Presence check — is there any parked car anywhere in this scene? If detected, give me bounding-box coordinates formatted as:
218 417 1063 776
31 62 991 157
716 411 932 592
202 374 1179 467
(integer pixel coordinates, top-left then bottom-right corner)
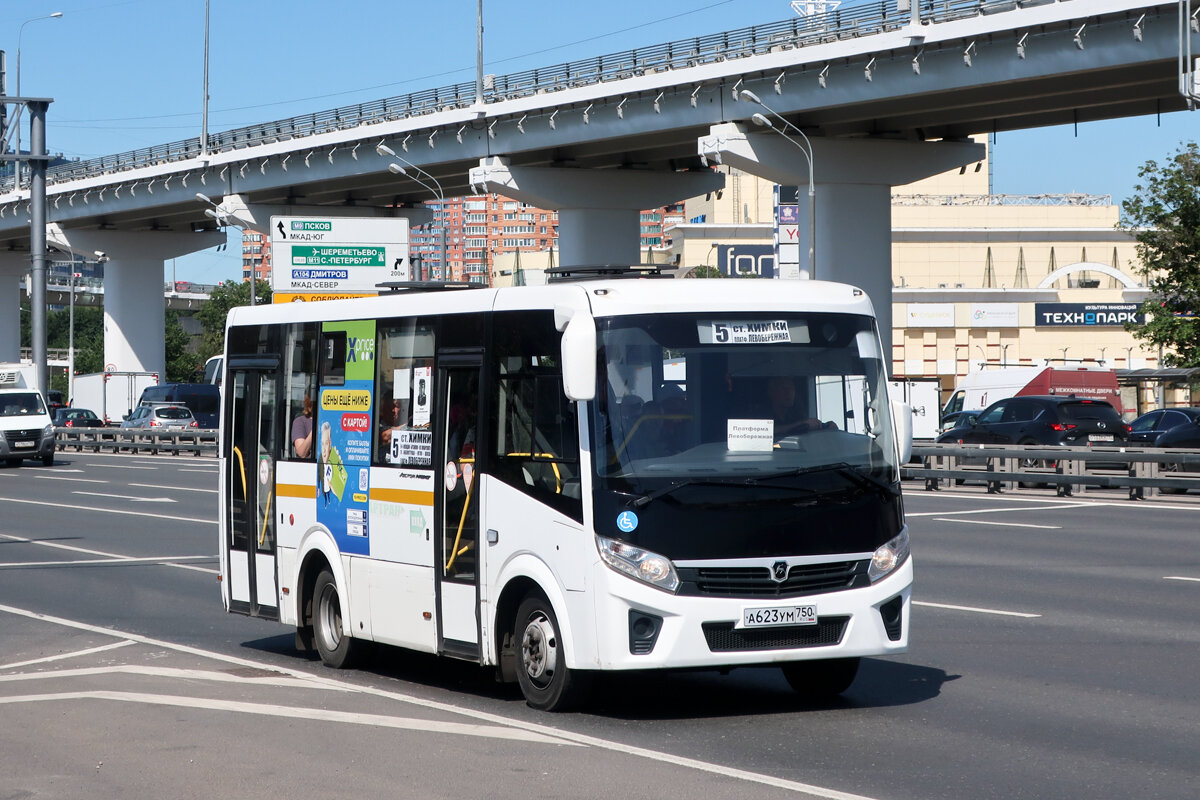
937 396 1130 475
120 405 199 431
939 409 981 434
1151 415 1200 494
53 407 105 428
1127 407 1200 446
135 383 220 428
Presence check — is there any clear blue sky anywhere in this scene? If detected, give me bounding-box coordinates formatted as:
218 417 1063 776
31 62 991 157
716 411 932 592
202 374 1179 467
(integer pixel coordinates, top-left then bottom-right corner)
5 0 1196 284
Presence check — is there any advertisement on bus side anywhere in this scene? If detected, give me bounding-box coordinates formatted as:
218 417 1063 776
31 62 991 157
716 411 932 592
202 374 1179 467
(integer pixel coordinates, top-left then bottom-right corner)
317 319 376 555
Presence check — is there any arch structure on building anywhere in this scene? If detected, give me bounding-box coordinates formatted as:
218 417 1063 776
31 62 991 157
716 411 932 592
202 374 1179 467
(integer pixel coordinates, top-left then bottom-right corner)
1037 261 1141 290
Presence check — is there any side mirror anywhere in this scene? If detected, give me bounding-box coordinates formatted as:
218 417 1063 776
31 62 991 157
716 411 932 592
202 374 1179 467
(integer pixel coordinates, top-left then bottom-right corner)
560 312 597 402
891 400 913 464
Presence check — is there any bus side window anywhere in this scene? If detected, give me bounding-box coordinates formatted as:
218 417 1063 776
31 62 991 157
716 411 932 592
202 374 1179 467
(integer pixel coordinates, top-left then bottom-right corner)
286 323 319 460
491 311 582 522
375 319 436 467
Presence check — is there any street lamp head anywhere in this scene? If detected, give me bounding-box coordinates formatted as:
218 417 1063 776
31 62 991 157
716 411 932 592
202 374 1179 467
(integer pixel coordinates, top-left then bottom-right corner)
387 163 408 176
195 192 214 205
738 89 762 105
50 11 64 18
376 143 397 158
750 113 774 129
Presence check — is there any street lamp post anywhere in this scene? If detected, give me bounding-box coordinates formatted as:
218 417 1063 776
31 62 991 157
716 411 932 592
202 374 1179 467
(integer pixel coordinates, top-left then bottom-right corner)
15 11 63 188
739 89 816 280
376 144 446 282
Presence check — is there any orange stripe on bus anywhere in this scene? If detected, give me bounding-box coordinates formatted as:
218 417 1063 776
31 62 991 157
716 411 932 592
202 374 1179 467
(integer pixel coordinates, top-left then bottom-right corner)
277 483 317 499
370 488 434 505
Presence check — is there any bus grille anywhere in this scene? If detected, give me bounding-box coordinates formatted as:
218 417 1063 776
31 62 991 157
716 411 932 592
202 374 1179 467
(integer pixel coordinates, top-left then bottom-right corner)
701 617 848 652
677 561 867 599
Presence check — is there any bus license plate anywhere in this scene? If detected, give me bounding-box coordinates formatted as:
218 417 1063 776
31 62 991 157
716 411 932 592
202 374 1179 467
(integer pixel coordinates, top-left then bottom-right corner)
1089 434 1114 442
741 605 817 628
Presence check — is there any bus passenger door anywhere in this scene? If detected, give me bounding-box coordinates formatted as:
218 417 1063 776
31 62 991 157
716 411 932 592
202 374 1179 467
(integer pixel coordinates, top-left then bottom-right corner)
225 365 280 620
436 356 482 659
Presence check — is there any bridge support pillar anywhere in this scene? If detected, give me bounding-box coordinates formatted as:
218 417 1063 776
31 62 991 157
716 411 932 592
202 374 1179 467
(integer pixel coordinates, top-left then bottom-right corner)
0 255 27 363
700 123 984 356
469 157 724 266
47 229 224 377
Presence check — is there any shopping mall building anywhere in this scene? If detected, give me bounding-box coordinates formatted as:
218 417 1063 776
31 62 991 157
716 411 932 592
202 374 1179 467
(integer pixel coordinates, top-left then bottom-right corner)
658 140 1195 413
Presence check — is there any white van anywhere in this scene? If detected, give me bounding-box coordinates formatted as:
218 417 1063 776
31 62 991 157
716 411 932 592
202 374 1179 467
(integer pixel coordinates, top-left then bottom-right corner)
941 365 1122 423
0 368 56 467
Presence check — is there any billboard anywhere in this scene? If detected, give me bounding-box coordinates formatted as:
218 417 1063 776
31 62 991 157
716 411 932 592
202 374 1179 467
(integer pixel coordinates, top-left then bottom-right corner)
1034 303 1144 327
716 244 776 278
968 303 1020 328
906 303 956 328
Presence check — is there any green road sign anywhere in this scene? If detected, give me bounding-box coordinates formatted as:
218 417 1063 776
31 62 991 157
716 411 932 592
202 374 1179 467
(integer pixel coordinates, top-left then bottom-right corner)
290 245 386 267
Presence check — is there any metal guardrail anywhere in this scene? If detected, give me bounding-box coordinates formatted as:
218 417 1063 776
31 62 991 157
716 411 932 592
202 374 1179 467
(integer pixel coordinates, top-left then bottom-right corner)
906 442 1200 500
9 0 1081 192
54 428 217 457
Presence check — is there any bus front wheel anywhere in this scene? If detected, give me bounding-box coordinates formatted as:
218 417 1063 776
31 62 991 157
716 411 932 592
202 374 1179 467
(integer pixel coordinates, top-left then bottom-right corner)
781 657 860 698
313 569 358 669
514 595 590 711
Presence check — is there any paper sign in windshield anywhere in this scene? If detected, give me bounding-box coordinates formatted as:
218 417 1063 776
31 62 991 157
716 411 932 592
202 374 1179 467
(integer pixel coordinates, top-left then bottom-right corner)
701 320 792 344
728 419 774 452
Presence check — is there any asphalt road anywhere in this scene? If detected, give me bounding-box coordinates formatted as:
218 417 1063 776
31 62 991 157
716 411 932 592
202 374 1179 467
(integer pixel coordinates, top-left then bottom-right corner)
2 452 1199 799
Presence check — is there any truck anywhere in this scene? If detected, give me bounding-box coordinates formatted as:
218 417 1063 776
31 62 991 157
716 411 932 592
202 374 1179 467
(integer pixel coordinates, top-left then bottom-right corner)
940 364 1122 422
72 370 160 426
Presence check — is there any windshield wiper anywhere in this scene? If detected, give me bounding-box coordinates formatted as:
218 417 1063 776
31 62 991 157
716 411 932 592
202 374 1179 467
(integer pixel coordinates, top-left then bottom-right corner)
625 477 815 509
758 462 901 500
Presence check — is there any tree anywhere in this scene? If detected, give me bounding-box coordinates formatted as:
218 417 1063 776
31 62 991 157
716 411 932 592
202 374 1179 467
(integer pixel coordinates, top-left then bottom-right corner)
684 264 724 279
195 279 272 362
165 310 198 383
1122 142 1200 367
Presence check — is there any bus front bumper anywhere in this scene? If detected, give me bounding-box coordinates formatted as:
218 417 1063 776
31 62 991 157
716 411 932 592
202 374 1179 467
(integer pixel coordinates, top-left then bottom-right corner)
586 556 913 671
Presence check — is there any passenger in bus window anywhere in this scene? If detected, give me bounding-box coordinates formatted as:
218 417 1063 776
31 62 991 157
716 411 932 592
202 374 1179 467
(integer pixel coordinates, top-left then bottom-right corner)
292 394 314 458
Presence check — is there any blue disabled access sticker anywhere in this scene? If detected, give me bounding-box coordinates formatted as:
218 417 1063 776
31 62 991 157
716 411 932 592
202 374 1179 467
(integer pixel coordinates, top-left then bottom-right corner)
616 510 639 533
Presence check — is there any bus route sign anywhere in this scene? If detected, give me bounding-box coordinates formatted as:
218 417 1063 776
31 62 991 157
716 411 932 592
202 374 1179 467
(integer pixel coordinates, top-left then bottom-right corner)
270 216 410 298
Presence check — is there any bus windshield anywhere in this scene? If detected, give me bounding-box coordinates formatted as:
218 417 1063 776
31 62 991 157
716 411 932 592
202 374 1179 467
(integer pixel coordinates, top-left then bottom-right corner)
589 312 899 557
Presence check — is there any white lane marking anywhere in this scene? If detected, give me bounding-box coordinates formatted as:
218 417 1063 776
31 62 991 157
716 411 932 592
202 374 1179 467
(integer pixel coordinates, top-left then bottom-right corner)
1164 576 1200 583
908 503 1091 517
0 497 213 524
0 641 135 671
933 518 1062 530
180 468 217 473
34 475 108 484
0 533 218 575
0 555 216 569
129 482 217 494
907 492 1200 512
0 602 883 799
0 692 576 746
914 600 1041 619
0 665 350 690
88 464 158 470
72 491 176 503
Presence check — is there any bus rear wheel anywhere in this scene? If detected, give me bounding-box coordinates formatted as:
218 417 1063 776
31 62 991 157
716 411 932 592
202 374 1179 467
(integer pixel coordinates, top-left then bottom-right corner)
313 569 358 669
515 595 590 711
781 657 860 698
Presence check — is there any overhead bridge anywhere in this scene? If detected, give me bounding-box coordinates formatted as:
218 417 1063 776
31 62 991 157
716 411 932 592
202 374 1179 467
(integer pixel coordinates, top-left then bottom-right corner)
1 0 1194 378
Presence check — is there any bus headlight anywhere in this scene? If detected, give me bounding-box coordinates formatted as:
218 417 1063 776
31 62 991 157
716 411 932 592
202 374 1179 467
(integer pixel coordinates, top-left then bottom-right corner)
868 527 910 583
42 424 54 440
596 535 679 593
